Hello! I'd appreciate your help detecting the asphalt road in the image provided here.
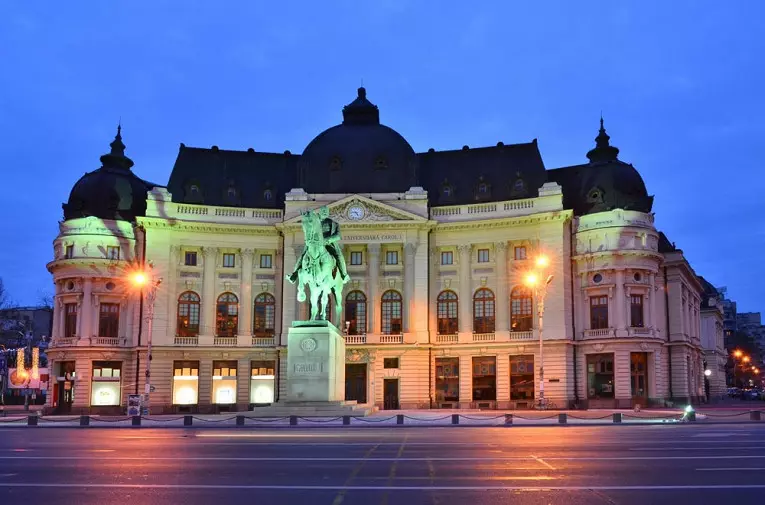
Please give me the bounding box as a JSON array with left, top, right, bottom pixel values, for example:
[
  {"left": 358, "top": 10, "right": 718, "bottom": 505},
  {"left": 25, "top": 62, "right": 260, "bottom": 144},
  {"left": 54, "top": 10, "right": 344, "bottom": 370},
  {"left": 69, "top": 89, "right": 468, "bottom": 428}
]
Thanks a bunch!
[{"left": 1, "top": 424, "right": 765, "bottom": 504}]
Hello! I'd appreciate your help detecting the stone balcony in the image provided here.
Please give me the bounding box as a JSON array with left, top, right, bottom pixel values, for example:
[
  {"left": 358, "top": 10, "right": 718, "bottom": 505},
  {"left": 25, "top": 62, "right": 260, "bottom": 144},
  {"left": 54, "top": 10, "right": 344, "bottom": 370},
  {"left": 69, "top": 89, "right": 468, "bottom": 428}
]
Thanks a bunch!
[
  {"left": 50, "top": 337, "right": 78, "bottom": 348},
  {"left": 583, "top": 328, "right": 615, "bottom": 339}
]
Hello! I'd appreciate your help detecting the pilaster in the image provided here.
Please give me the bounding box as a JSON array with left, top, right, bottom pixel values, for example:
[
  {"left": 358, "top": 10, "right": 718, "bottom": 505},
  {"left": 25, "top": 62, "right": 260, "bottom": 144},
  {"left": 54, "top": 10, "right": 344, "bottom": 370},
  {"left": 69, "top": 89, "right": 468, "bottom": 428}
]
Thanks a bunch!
[
  {"left": 239, "top": 248, "right": 254, "bottom": 343},
  {"left": 494, "top": 242, "right": 508, "bottom": 333},
  {"left": 368, "top": 244, "right": 381, "bottom": 335},
  {"left": 457, "top": 244, "right": 472, "bottom": 334},
  {"left": 201, "top": 246, "right": 217, "bottom": 345}
]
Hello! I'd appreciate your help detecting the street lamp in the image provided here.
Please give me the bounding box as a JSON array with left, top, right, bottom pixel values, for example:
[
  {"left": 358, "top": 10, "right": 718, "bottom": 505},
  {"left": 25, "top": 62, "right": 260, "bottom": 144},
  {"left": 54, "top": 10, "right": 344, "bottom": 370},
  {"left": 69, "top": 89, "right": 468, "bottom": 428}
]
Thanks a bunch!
[
  {"left": 733, "top": 349, "right": 743, "bottom": 359},
  {"left": 129, "top": 264, "right": 162, "bottom": 415},
  {"left": 524, "top": 254, "right": 554, "bottom": 409}
]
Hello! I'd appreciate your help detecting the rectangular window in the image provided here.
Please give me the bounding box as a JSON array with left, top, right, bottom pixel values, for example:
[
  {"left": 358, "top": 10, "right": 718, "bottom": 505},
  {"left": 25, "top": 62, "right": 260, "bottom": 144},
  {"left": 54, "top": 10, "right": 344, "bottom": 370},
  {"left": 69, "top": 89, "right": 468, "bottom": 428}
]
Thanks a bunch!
[
  {"left": 64, "top": 303, "right": 77, "bottom": 338},
  {"left": 350, "top": 251, "right": 363, "bottom": 266},
  {"left": 250, "top": 361, "right": 276, "bottom": 404},
  {"left": 106, "top": 246, "right": 120, "bottom": 260},
  {"left": 587, "top": 353, "right": 615, "bottom": 399},
  {"left": 212, "top": 360, "right": 238, "bottom": 405},
  {"left": 260, "top": 254, "right": 273, "bottom": 268},
  {"left": 184, "top": 251, "right": 197, "bottom": 266},
  {"left": 440, "top": 251, "right": 453, "bottom": 265},
  {"left": 472, "top": 356, "right": 497, "bottom": 401},
  {"left": 65, "top": 245, "right": 74, "bottom": 259},
  {"left": 630, "top": 295, "right": 644, "bottom": 328},
  {"left": 91, "top": 361, "right": 122, "bottom": 406},
  {"left": 386, "top": 250, "right": 398, "bottom": 265},
  {"left": 514, "top": 246, "right": 527, "bottom": 260},
  {"left": 222, "top": 253, "right": 236, "bottom": 268},
  {"left": 590, "top": 295, "right": 609, "bottom": 330},
  {"left": 510, "top": 355, "right": 534, "bottom": 401},
  {"left": 435, "top": 357, "right": 459, "bottom": 403},
  {"left": 172, "top": 361, "right": 200, "bottom": 405},
  {"left": 98, "top": 303, "right": 120, "bottom": 338},
  {"left": 477, "top": 248, "right": 490, "bottom": 263},
  {"left": 383, "top": 358, "right": 399, "bottom": 369}
]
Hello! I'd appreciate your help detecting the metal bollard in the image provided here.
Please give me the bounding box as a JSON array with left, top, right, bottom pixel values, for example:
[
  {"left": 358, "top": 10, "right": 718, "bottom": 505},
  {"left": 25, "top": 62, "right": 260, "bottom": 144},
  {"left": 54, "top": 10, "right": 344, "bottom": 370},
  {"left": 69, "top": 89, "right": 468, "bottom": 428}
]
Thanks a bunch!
[
  {"left": 289, "top": 415, "right": 298, "bottom": 426},
  {"left": 751, "top": 411, "right": 762, "bottom": 421},
  {"left": 685, "top": 411, "right": 696, "bottom": 422},
  {"left": 343, "top": 416, "right": 351, "bottom": 425},
  {"left": 131, "top": 416, "right": 141, "bottom": 426},
  {"left": 504, "top": 413, "right": 513, "bottom": 425},
  {"left": 558, "top": 413, "right": 567, "bottom": 424},
  {"left": 27, "top": 415, "right": 38, "bottom": 426},
  {"left": 80, "top": 415, "right": 90, "bottom": 427},
  {"left": 613, "top": 413, "right": 622, "bottom": 424},
  {"left": 396, "top": 414, "right": 404, "bottom": 425},
  {"left": 451, "top": 414, "right": 460, "bottom": 425},
  {"left": 183, "top": 415, "right": 193, "bottom": 426},
  {"left": 236, "top": 415, "right": 245, "bottom": 426}
]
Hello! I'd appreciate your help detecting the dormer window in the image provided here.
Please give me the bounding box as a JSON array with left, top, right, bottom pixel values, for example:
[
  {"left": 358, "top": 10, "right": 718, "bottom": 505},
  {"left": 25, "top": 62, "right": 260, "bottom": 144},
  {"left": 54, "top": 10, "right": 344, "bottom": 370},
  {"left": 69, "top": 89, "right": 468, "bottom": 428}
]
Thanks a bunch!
[
  {"left": 227, "top": 187, "right": 236, "bottom": 199},
  {"left": 478, "top": 183, "right": 488, "bottom": 194},
  {"left": 587, "top": 187, "right": 605, "bottom": 204},
  {"left": 190, "top": 185, "right": 199, "bottom": 196},
  {"left": 187, "top": 183, "right": 203, "bottom": 203},
  {"left": 375, "top": 156, "right": 388, "bottom": 170},
  {"left": 263, "top": 189, "right": 273, "bottom": 201},
  {"left": 442, "top": 185, "right": 452, "bottom": 198},
  {"left": 512, "top": 178, "right": 525, "bottom": 194},
  {"left": 329, "top": 156, "right": 342, "bottom": 171}
]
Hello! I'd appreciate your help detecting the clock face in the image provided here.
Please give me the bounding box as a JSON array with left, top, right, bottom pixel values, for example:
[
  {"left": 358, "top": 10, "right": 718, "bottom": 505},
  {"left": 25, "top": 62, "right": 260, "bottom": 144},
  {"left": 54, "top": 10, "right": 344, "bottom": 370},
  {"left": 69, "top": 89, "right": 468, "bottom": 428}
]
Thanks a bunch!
[{"left": 347, "top": 205, "right": 365, "bottom": 220}]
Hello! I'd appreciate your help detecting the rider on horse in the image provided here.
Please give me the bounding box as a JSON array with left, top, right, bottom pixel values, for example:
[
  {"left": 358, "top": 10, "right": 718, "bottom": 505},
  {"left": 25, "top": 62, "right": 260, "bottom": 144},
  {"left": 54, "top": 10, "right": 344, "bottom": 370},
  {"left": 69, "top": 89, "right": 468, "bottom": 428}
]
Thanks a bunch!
[{"left": 288, "top": 206, "right": 350, "bottom": 284}]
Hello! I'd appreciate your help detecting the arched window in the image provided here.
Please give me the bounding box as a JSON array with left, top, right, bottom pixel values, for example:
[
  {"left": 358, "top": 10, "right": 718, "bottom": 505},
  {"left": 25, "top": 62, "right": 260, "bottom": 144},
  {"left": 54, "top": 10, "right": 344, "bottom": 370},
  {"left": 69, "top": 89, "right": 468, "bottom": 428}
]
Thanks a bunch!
[
  {"left": 473, "top": 288, "right": 495, "bottom": 333},
  {"left": 381, "top": 290, "right": 403, "bottom": 335},
  {"left": 478, "top": 183, "right": 488, "bottom": 194},
  {"left": 253, "top": 293, "right": 275, "bottom": 337},
  {"left": 345, "top": 291, "right": 367, "bottom": 335},
  {"left": 510, "top": 287, "right": 533, "bottom": 332},
  {"left": 216, "top": 292, "right": 239, "bottom": 337},
  {"left": 263, "top": 189, "right": 272, "bottom": 201},
  {"left": 177, "top": 291, "right": 200, "bottom": 337},
  {"left": 437, "top": 290, "right": 458, "bottom": 335}
]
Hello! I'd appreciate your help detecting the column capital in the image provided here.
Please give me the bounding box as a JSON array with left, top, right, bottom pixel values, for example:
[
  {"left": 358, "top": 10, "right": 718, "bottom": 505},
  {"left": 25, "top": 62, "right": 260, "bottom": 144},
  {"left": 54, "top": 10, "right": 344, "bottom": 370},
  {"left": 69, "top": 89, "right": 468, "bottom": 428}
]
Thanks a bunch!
[
  {"left": 404, "top": 242, "right": 418, "bottom": 256},
  {"left": 202, "top": 246, "right": 218, "bottom": 259},
  {"left": 241, "top": 248, "right": 255, "bottom": 258},
  {"left": 494, "top": 241, "right": 507, "bottom": 251},
  {"left": 457, "top": 244, "right": 472, "bottom": 255},
  {"left": 368, "top": 244, "right": 381, "bottom": 255}
]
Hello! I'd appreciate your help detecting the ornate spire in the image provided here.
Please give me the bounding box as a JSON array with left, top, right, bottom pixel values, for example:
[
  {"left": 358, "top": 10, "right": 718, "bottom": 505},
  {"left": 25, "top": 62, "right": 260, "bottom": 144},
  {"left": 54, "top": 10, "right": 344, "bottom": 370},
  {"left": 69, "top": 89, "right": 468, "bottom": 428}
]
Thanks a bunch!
[
  {"left": 342, "top": 86, "right": 380, "bottom": 125},
  {"left": 100, "top": 123, "right": 134, "bottom": 170},
  {"left": 586, "top": 116, "right": 620, "bottom": 163}
]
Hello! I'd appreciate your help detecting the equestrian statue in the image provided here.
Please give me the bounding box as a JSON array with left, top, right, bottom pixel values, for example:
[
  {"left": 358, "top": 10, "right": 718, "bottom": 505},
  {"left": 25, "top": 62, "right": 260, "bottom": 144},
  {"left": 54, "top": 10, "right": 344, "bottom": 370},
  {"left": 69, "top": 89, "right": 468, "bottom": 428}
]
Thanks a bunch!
[{"left": 287, "top": 206, "right": 350, "bottom": 322}]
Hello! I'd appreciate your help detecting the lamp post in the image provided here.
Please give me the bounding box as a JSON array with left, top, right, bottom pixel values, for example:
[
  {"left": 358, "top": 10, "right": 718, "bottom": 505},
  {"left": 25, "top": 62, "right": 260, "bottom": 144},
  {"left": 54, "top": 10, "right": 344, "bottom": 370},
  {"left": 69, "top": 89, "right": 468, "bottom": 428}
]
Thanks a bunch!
[
  {"left": 130, "top": 266, "right": 162, "bottom": 415},
  {"left": 524, "top": 255, "right": 554, "bottom": 409}
]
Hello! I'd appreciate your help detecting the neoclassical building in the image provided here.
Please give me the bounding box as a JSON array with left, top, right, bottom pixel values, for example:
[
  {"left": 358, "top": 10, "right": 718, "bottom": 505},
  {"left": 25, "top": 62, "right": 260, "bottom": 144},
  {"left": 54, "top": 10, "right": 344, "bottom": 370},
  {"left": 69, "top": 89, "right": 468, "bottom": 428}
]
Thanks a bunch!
[{"left": 46, "top": 88, "right": 709, "bottom": 413}]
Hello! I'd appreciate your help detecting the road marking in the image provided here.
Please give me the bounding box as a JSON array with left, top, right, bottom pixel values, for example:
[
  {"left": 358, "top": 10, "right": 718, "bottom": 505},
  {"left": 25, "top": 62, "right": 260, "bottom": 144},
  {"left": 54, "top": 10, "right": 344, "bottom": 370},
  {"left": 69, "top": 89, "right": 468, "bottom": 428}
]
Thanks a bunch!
[
  {"left": 0, "top": 474, "right": 18, "bottom": 478},
  {"left": 696, "top": 467, "right": 765, "bottom": 471},
  {"left": 4, "top": 455, "right": 765, "bottom": 461},
  {"left": 530, "top": 455, "right": 556, "bottom": 471},
  {"left": 330, "top": 441, "right": 381, "bottom": 505},
  {"left": 631, "top": 446, "right": 765, "bottom": 451},
  {"left": 691, "top": 432, "right": 738, "bottom": 438},
  {"left": 0, "top": 483, "right": 765, "bottom": 491}
]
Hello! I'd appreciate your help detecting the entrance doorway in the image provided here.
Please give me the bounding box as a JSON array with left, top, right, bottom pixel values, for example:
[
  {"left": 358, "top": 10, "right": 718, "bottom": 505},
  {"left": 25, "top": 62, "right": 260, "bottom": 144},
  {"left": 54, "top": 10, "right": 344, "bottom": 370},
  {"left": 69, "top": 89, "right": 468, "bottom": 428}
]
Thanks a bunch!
[
  {"left": 345, "top": 364, "right": 367, "bottom": 404},
  {"left": 630, "top": 352, "right": 648, "bottom": 406},
  {"left": 54, "top": 361, "right": 75, "bottom": 414},
  {"left": 383, "top": 379, "right": 399, "bottom": 410}
]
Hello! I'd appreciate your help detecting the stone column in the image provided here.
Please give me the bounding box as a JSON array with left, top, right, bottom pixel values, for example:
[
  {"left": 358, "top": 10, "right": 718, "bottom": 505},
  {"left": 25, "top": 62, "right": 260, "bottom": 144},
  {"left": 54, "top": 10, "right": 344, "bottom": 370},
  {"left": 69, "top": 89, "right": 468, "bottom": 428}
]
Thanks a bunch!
[
  {"left": 55, "top": 296, "right": 64, "bottom": 340},
  {"left": 201, "top": 247, "right": 218, "bottom": 341},
  {"left": 368, "top": 244, "right": 381, "bottom": 335},
  {"left": 167, "top": 246, "right": 179, "bottom": 339},
  {"left": 274, "top": 247, "right": 284, "bottom": 338},
  {"left": 458, "top": 244, "right": 472, "bottom": 335},
  {"left": 428, "top": 248, "right": 439, "bottom": 339},
  {"left": 614, "top": 270, "right": 626, "bottom": 336},
  {"left": 239, "top": 248, "right": 254, "bottom": 344},
  {"left": 79, "top": 278, "right": 93, "bottom": 339},
  {"left": 414, "top": 229, "right": 430, "bottom": 338},
  {"left": 648, "top": 272, "right": 655, "bottom": 330},
  {"left": 281, "top": 244, "right": 298, "bottom": 345},
  {"left": 404, "top": 242, "right": 417, "bottom": 334},
  {"left": 494, "top": 242, "right": 508, "bottom": 333}
]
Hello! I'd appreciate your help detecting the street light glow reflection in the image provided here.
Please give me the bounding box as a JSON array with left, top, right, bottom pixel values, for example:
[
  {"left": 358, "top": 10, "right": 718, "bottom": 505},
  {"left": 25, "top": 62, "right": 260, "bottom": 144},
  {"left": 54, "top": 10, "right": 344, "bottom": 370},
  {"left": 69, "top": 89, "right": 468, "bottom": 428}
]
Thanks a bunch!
[
  {"left": 132, "top": 272, "right": 147, "bottom": 286},
  {"left": 525, "top": 273, "right": 538, "bottom": 287}
]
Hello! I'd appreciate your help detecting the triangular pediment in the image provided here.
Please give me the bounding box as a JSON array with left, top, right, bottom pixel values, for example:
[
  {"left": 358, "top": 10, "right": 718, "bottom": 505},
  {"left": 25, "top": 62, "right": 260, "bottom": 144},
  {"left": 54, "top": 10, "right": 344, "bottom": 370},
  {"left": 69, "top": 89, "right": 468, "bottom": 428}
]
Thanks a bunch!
[{"left": 284, "top": 194, "right": 426, "bottom": 225}]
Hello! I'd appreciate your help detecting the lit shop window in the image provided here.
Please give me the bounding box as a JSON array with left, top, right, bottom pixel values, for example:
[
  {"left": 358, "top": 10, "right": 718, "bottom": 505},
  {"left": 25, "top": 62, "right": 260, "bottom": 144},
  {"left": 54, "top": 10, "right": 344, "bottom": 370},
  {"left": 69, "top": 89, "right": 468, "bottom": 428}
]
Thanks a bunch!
[
  {"left": 172, "top": 361, "right": 199, "bottom": 405},
  {"left": 250, "top": 361, "right": 276, "bottom": 405},
  {"left": 91, "top": 361, "right": 122, "bottom": 406},
  {"left": 212, "top": 360, "right": 238, "bottom": 405}
]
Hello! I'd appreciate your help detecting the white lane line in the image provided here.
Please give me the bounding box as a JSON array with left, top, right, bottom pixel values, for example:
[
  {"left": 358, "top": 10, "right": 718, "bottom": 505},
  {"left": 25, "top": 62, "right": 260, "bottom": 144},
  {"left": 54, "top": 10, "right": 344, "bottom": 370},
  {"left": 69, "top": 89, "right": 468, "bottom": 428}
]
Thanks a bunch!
[
  {"left": 696, "top": 467, "right": 765, "bottom": 472},
  {"left": 631, "top": 446, "right": 765, "bottom": 451},
  {"left": 0, "top": 474, "right": 18, "bottom": 478},
  {"left": 3, "top": 455, "right": 765, "bottom": 461},
  {"left": 530, "top": 455, "right": 556, "bottom": 471},
  {"left": 0, "top": 483, "right": 765, "bottom": 491}
]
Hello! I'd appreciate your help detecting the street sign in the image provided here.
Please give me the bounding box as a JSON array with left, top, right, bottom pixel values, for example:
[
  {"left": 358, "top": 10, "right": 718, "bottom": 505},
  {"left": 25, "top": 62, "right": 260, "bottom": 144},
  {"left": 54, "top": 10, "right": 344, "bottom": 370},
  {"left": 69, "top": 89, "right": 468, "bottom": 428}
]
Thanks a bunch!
[
  {"left": 149, "top": 385, "right": 156, "bottom": 393},
  {"left": 127, "top": 394, "right": 141, "bottom": 416}
]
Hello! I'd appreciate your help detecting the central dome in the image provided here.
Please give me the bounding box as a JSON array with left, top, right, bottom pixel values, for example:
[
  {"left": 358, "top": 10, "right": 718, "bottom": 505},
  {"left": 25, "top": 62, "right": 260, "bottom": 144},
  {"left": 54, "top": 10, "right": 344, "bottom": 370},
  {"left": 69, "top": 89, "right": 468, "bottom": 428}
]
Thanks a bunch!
[{"left": 299, "top": 87, "right": 417, "bottom": 193}]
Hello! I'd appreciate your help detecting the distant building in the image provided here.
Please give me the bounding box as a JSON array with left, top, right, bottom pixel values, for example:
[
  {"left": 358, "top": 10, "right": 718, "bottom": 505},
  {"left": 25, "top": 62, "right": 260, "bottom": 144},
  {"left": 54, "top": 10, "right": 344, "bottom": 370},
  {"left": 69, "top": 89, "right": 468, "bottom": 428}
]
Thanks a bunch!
[
  {"left": 698, "top": 278, "right": 726, "bottom": 398},
  {"left": 46, "top": 88, "right": 708, "bottom": 414},
  {"left": 0, "top": 306, "right": 53, "bottom": 348},
  {"left": 737, "top": 312, "right": 765, "bottom": 348}
]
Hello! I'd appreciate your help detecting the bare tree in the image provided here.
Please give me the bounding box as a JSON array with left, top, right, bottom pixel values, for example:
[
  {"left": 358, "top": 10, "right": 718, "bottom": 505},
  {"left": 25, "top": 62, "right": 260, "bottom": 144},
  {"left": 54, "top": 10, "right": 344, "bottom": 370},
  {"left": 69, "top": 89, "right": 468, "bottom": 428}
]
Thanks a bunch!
[
  {"left": 37, "top": 290, "right": 54, "bottom": 310},
  {"left": 0, "top": 277, "right": 10, "bottom": 311}
]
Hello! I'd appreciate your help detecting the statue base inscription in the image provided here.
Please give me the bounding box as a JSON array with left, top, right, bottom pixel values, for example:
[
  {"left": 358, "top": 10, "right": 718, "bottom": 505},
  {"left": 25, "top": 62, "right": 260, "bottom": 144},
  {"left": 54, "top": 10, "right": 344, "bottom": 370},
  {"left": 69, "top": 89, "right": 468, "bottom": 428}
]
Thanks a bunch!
[{"left": 287, "top": 321, "right": 345, "bottom": 402}]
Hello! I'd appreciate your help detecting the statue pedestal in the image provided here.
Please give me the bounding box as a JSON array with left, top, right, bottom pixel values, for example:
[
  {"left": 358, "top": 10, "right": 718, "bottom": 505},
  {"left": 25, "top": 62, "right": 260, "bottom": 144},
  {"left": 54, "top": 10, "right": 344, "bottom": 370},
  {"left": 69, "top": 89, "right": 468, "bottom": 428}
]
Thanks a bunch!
[{"left": 287, "top": 321, "right": 345, "bottom": 402}]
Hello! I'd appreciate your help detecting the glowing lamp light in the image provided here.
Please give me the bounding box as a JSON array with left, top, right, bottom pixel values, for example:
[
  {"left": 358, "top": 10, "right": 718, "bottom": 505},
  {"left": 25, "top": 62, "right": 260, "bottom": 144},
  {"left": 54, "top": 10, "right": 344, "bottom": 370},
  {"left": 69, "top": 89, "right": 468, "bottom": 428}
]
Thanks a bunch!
[
  {"left": 535, "top": 255, "right": 550, "bottom": 268},
  {"left": 743, "top": 356, "right": 751, "bottom": 364},
  {"left": 704, "top": 369, "right": 712, "bottom": 377},
  {"left": 31, "top": 348, "right": 39, "bottom": 380},
  {"left": 733, "top": 350, "right": 743, "bottom": 359},
  {"left": 132, "top": 272, "right": 148, "bottom": 286},
  {"left": 754, "top": 368, "right": 760, "bottom": 375},
  {"left": 525, "top": 273, "right": 539, "bottom": 287},
  {"left": 684, "top": 405, "right": 695, "bottom": 414}
]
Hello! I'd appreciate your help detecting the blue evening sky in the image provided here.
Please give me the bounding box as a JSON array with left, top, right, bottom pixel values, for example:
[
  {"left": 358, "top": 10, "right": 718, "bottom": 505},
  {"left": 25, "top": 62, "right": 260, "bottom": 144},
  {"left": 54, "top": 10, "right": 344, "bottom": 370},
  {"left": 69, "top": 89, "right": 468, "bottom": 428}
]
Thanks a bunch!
[{"left": 0, "top": 2, "right": 762, "bottom": 312}]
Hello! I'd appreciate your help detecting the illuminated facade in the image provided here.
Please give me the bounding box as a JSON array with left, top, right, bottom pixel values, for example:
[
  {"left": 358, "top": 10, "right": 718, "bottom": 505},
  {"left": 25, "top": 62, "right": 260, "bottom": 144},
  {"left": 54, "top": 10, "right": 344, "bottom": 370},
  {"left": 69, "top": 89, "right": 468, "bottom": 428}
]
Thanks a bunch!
[{"left": 46, "top": 88, "right": 707, "bottom": 413}]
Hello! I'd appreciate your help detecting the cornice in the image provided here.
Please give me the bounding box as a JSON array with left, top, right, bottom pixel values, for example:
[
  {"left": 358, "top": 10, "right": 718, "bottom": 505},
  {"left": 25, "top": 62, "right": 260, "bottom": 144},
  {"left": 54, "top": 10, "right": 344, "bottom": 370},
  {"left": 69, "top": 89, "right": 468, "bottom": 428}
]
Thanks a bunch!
[
  {"left": 434, "top": 210, "right": 573, "bottom": 232},
  {"left": 138, "top": 217, "right": 279, "bottom": 236}
]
